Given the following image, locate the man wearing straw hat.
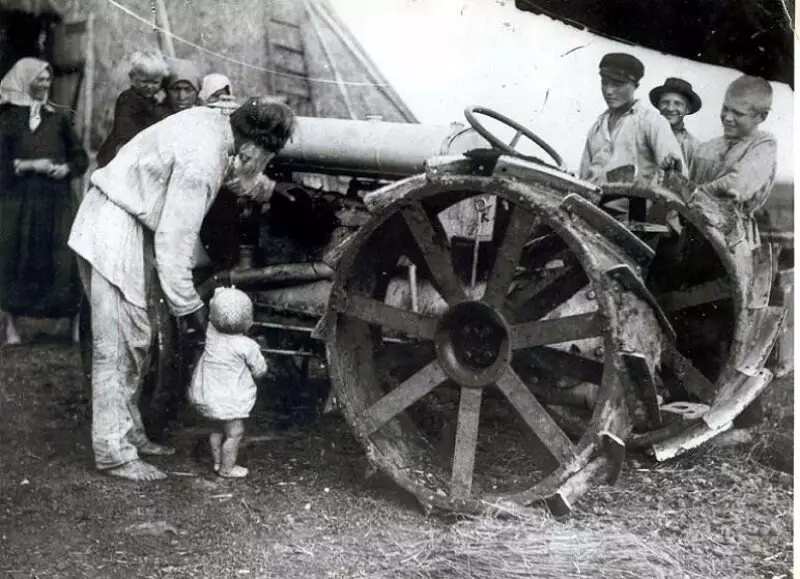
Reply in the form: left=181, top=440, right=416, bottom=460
left=649, top=77, right=702, bottom=168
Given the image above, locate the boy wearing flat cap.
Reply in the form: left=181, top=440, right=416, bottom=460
left=580, top=53, right=685, bottom=185
left=650, top=77, right=702, bottom=167
left=689, top=75, right=777, bottom=219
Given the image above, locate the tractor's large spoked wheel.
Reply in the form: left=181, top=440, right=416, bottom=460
left=601, top=183, right=785, bottom=457
left=327, top=174, right=661, bottom=513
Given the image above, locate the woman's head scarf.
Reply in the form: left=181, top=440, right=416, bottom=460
left=164, top=58, right=201, bottom=92
left=199, top=73, right=232, bottom=103
left=0, top=57, right=53, bottom=130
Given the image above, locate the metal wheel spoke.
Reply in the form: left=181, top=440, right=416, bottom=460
left=656, top=279, right=731, bottom=312
left=509, top=313, right=602, bottom=350
left=402, top=201, right=467, bottom=304
left=330, top=292, right=438, bottom=341
left=483, top=203, right=533, bottom=308
left=496, top=367, right=577, bottom=465
left=450, top=387, right=483, bottom=501
left=358, top=359, right=449, bottom=436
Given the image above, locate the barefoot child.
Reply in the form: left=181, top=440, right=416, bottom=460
left=188, top=287, right=267, bottom=477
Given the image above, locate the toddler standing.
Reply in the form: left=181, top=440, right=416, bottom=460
left=96, top=50, right=169, bottom=167
left=188, top=287, right=267, bottom=478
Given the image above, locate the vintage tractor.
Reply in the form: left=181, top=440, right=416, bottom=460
left=90, top=106, right=789, bottom=515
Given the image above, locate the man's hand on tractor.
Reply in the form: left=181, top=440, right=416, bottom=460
left=660, top=154, right=683, bottom=173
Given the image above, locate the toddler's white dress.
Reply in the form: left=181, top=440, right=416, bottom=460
left=189, top=325, right=268, bottom=420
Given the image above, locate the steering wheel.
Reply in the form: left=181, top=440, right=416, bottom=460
left=464, top=105, right=565, bottom=169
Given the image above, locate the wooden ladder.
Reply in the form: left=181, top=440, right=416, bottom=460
left=266, top=16, right=315, bottom=116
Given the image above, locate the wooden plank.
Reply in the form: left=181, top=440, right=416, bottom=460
left=622, top=353, right=662, bottom=426
left=506, top=265, right=572, bottom=313
left=520, top=346, right=604, bottom=384
left=656, top=279, right=731, bottom=312
left=509, top=313, right=602, bottom=350
left=328, top=292, right=438, bottom=341
left=496, top=368, right=576, bottom=466
left=272, top=51, right=307, bottom=73
left=662, top=344, right=717, bottom=402
left=402, top=202, right=467, bottom=304
left=450, top=387, right=483, bottom=501
left=273, top=63, right=310, bottom=77
left=508, top=266, right=589, bottom=325
left=269, top=17, right=302, bottom=29
left=271, top=42, right=306, bottom=54
left=358, top=360, right=448, bottom=436
left=482, top=204, right=533, bottom=308
left=625, top=222, right=670, bottom=234
left=273, top=80, right=313, bottom=99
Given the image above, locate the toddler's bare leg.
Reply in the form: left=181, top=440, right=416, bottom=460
left=218, top=419, right=248, bottom=478
left=70, top=313, right=80, bottom=344
left=209, top=432, right=223, bottom=472
left=5, top=314, right=20, bottom=345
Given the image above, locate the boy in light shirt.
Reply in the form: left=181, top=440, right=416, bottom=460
left=689, top=75, right=777, bottom=218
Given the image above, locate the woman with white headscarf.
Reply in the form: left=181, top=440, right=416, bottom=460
left=0, top=57, right=89, bottom=345
left=199, top=73, right=232, bottom=104
left=200, top=73, right=239, bottom=116
left=163, top=57, right=202, bottom=114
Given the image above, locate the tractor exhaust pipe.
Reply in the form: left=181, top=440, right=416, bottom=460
left=198, top=262, right=335, bottom=300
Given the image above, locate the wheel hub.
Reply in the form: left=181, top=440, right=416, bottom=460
left=435, top=301, right=510, bottom=388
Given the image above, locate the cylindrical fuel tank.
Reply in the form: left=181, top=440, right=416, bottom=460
left=274, top=117, right=489, bottom=179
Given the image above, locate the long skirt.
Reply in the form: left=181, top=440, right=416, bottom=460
left=0, top=177, right=81, bottom=317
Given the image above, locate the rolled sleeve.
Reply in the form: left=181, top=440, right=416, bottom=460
left=697, top=135, right=777, bottom=206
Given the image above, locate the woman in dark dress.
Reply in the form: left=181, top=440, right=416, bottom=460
left=0, top=57, right=89, bottom=344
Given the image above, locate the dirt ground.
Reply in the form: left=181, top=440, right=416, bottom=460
left=0, top=320, right=793, bottom=579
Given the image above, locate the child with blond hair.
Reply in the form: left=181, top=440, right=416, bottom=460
left=689, top=75, right=777, bottom=218
left=685, top=75, right=778, bottom=433
left=188, top=287, right=267, bottom=478
left=97, top=50, right=170, bottom=167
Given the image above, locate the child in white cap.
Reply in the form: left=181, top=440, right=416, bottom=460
left=188, top=287, right=267, bottom=478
